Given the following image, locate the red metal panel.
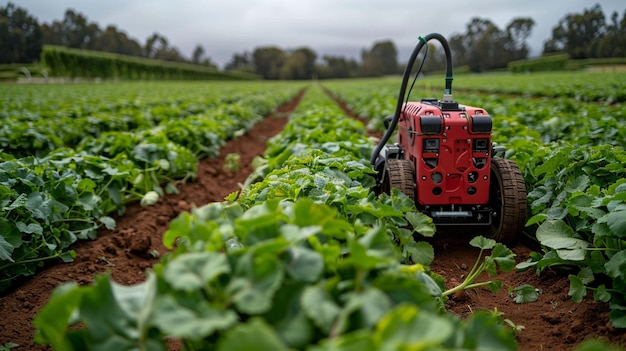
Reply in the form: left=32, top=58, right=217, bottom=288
left=399, top=102, right=492, bottom=205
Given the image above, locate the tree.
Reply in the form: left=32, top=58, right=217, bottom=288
left=144, top=32, right=167, bottom=59
left=0, top=2, right=42, bottom=63
left=317, top=55, right=358, bottom=79
left=448, top=17, right=535, bottom=72
left=360, top=40, right=398, bottom=77
left=543, top=3, right=606, bottom=58
left=92, top=25, right=142, bottom=56
left=591, top=10, right=626, bottom=57
left=461, top=18, right=504, bottom=72
left=280, top=47, right=316, bottom=80
left=505, top=18, right=535, bottom=60
left=449, top=33, right=468, bottom=67
left=420, top=42, right=447, bottom=73
left=43, top=9, right=101, bottom=49
left=192, top=44, right=205, bottom=64
left=225, top=51, right=253, bottom=72
left=252, top=46, right=285, bottom=80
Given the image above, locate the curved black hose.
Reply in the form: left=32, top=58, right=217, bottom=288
left=370, top=32, right=454, bottom=165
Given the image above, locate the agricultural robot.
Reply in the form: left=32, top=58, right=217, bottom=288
left=371, top=33, right=527, bottom=242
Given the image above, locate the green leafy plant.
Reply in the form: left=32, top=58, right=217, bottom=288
left=0, top=343, right=19, bottom=351
left=33, top=85, right=518, bottom=351
left=441, top=236, right=516, bottom=298
left=223, top=153, right=241, bottom=172
left=35, top=198, right=517, bottom=351
left=515, top=143, right=626, bottom=327
left=0, top=81, right=306, bottom=292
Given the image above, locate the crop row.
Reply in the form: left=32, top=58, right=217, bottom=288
left=323, top=78, right=626, bottom=328
left=1, top=82, right=294, bottom=158
left=0, top=82, right=304, bottom=292
left=33, top=85, right=520, bottom=350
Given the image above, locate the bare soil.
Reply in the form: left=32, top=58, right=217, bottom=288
left=1, top=91, right=624, bottom=351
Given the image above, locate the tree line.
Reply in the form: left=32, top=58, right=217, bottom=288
left=1, top=2, right=624, bottom=79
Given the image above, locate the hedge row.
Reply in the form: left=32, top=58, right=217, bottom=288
left=507, top=54, right=570, bottom=73
left=508, top=54, right=626, bottom=73
left=41, top=45, right=258, bottom=80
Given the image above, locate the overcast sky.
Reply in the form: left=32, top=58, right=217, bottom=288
left=4, top=0, right=624, bottom=68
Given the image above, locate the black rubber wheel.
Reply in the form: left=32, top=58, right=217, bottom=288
left=487, top=157, right=527, bottom=243
left=381, top=159, right=416, bottom=201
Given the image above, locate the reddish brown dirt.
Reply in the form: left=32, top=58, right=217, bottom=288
left=1, top=91, right=624, bottom=351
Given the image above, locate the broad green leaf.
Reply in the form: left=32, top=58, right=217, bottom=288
left=217, top=318, right=289, bottom=351
left=77, top=192, right=100, bottom=211
left=405, top=211, right=436, bottom=237
left=599, top=210, right=626, bottom=237
left=0, top=235, right=14, bottom=262
left=280, top=224, right=322, bottom=243
left=546, top=206, right=568, bottom=221
left=294, top=198, right=336, bottom=227
left=555, top=248, right=588, bottom=261
left=609, top=305, right=626, bottom=328
left=152, top=295, right=237, bottom=339
left=605, top=250, right=626, bottom=280
left=577, top=266, right=595, bottom=285
left=308, top=330, right=375, bottom=351
left=416, top=270, right=443, bottom=297
left=376, top=304, right=453, bottom=349
left=568, top=274, right=586, bottom=302
left=566, top=175, right=589, bottom=192
left=264, top=282, right=313, bottom=348
left=163, top=252, right=230, bottom=291
left=342, top=236, right=391, bottom=271
left=163, top=212, right=191, bottom=249
left=227, top=251, right=284, bottom=315
left=536, top=220, right=589, bottom=260
left=511, top=284, right=539, bottom=303
left=345, top=287, right=393, bottom=329
left=301, top=283, right=341, bottom=334
left=469, top=236, right=496, bottom=250
left=33, top=282, right=83, bottom=349
left=594, top=285, right=611, bottom=303
left=283, top=246, right=324, bottom=283
left=0, top=218, right=22, bottom=249
left=567, top=193, right=605, bottom=219
left=459, top=310, right=518, bottom=350
left=16, top=221, right=43, bottom=235
left=80, top=275, right=166, bottom=351
left=357, top=225, right=397, bottom=259
left=491, top=243, right=516, bottom=272
left=236, top=201, right=284, bottom=244
left=536, top=219, right=575, bottom=247
left=515, top=259, right=538, bottom=271
left=404, top=241, right=434, bottom=266
left=526, top=213, right=548, bottom=226
left=98, top=216, right=116, bottom=230
left=487, top=280, right=503, bottom=293
left=110, top=272, right=158, bottom=339
left=60, top=250, right=76, bottom=263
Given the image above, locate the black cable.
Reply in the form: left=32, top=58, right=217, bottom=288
left=405, top=42, right=429, bottom=107
left=370, top=33, right=454, bottom=165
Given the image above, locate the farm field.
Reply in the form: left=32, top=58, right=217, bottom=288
left=1, top=72, right=625, bottom=351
